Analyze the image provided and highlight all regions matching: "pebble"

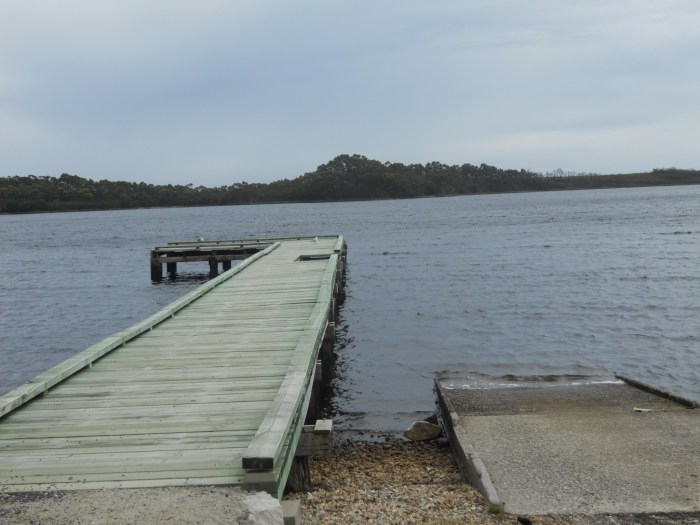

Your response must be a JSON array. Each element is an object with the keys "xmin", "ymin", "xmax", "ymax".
[
  {"xmin": 286, "ymin": 438, "xmax": 700, "ymax": 524},
  {"xmin": 285, "ymin": 437, "xmax": 578, "ymax": 525}
]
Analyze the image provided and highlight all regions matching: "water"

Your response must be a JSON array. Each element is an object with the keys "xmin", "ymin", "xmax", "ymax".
[{"xmin": 1, "ymin": 186, "xmax": 699, "ymax": 430}]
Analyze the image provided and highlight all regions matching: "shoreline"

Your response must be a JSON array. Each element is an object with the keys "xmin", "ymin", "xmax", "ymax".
[
  {"xmin": 2, "ymin": 434, "xmax": 699, "ymax": 524},
  {"xmin": 288, "ymin": 433, "xmax": 700, "ymax": 525},
  {"xmin": 288, "ymin": 434, "xmax": 575, "ymax": 525}
]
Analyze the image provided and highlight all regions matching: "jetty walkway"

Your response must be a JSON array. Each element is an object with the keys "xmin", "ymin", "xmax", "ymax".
[{"xmin": 0, "ymin": 236, "xmax": 346, "ymax": 498}]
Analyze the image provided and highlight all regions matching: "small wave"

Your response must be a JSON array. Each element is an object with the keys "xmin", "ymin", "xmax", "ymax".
[{"xmin": 438, "ymin": 372, "xmax": 618, "ymax": 390}]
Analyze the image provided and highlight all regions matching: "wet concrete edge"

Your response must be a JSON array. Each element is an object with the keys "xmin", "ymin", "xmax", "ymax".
[
  {"xmin": 615, "ymin": 375, "xmax": 700, "ymax": 408},
  {"xmin": 434, "ymin": 379, "xmax": 502, "ymax": 507}
]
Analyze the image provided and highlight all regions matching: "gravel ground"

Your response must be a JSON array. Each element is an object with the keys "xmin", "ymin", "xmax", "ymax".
[
  {"xmin": 288, "ymin": 434, "xmax": 700, "ymax": 525},
  {"xmin": 286, "ymin": 435, "xmax": 579, "ymax": 525},
  {"xmin": 0, "ymin": 486, "xmax": 258, "ymax": 525}
]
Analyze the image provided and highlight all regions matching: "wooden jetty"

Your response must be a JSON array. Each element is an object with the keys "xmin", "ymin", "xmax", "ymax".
[{"xmin": 0, "ymin": 235, "xmax": 346, "ymax": 498}]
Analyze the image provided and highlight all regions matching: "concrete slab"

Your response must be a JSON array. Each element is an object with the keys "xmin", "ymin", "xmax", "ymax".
[{"xmin": 436, "ymin": 377, "xmax": 700, "ymax": 516}]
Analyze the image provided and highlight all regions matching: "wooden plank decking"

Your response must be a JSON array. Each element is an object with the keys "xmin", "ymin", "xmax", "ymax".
[{"xmin": 0, "ymin": 236, "xmax": 346, "ymax": 498}]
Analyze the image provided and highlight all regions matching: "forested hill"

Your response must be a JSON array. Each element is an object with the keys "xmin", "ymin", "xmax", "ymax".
[{"xmin": 2, "ymin": 154, "xmax": 700, "ymax": 213}]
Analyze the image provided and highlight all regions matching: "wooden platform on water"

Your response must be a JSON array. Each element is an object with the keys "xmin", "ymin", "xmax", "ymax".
[
  {"xmin": 0, "ymin": 235, "xmax": 346, "ymax": 498},
  {"xmin": 150, "ymin": 239, "xmax": 276, "ymax": 281}
]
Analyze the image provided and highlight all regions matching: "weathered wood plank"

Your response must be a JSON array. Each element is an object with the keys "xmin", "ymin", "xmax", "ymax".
[
  {"xmin": 41, "ymin": 379, "xmax": 283, "ymax": 397},
  {"xmin": 8, "ymin": 403, "xmax": 273, "ymax": 424},
  {"xmin": 85, "ymin": 355, "xmax": 294, "ymax": 371},
  {"xmin": 0, "ymin": 449, "xmax": 250, "ymax": 465},
  {"xmin": 60, "ymin": 365, "xmax": 290, "ymax": 384},
  {"xmin": 0, "ymin": 416, "xmax": 265, "ymax": 438},
  {"xmin": 1, "ymin": 467, "xmax": 245, "ymax": 484},
  {"xmin": 0, "ymin": 430, "xmax": 254, "ymax": 450},
  {"xmin": 0, "ymin": 439, "xmax": 253, "ymax": 457},
  {"xmin": 22, "ymin": 392, "xmax": 279, "ymax": 410}
]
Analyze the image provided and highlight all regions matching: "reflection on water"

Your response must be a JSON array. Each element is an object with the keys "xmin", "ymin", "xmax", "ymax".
[
  {"xmin": 319, "ymin": 298, "xmax": 351, "ymax": 421},
  {"xmin": 157, "ymin": 272, "xmax": 211, "ymax": 285}
]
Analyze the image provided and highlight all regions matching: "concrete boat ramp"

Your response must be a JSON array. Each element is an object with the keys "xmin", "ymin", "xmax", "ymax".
[{"xmin": 436, "ymin": 375, "xmax": 700, "ymax": 517}]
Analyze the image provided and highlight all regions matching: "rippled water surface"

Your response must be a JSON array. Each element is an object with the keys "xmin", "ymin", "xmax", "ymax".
[{"xmin": 1, "ymin": 186, "xmax": 699, "ymax": 430}]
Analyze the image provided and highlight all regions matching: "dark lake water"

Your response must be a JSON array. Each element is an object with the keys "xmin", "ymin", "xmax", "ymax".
[{"xmin": 1, "ymin": 186, "xmax": 699, "ymax": 430}]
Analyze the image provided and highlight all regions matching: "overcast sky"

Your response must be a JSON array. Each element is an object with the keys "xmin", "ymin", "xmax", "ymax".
[{"xmin": 1, "ymin": 1, "xmax": 699, "ymax": 186}]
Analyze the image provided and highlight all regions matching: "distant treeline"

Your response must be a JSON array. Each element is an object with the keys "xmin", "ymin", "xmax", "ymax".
[{"xmin": 2, "ymin": 154, "xmax": 700, "ymax": 213}]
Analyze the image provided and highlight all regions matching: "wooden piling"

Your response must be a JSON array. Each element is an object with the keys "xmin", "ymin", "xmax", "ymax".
[
  {"xmin": 150, "ymin": 250, "xmax": 162, "ymax": 282},
  {"xmin": 208, "ymin": 256, "xmax": 218, "ymax": 277},
  {"xmin": 286, "ymin": 457, "xmax": 311, "ymax": 492}
]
